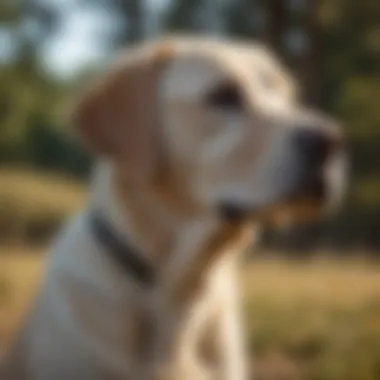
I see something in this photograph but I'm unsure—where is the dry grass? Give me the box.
[243,258,380,307]
[1,169,380,379]
[0,167,85,218]
[2,249,380,379]
[0,249,44,350]
[243,259,380,380]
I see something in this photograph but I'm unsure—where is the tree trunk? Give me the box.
[300,0,321,105]
[265,0,288,56]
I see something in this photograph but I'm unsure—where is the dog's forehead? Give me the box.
[160,37,295,101]
[166,37,275,63]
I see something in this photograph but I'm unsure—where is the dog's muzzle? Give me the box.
[217,124,347,223]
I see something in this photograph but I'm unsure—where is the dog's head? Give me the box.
[72,36,347,226]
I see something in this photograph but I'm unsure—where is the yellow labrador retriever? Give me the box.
[2,36,346,380]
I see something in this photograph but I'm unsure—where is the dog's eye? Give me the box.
[204,82,243,111]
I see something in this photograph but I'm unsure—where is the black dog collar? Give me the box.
[89,211,156,287]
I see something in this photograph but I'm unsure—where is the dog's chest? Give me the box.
[24,212,151,379]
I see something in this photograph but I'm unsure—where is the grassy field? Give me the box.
[2,249,380,380]
[1,168,380,379]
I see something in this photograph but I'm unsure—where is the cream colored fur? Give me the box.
[1,36,345,380]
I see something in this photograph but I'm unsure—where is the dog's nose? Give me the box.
[293,128,343,166]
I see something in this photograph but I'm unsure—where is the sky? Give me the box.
[1,0,307,78]
[42,5,113,77]
[41,0,171,78]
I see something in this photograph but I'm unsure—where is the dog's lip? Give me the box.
[283,176,325,202]
[217,177,326,222]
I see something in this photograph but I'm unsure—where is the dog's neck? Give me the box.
[87,161,258,290]
[88,161,219,266]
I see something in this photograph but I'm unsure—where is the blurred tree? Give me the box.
[318,0,380,249]
[164,0,205,31]
[0,0,91,176]
[224,0,263,38]
[78,0,144,46]
[0,0,60,158]
[0,0,379,248]
[265,0,288,54]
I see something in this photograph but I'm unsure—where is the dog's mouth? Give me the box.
[217,178,325,224]
[281,174,326,205]
[218,151,347,226]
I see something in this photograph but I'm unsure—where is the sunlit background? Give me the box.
[1,1,379,379]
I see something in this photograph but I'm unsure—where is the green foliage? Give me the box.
[224,0,263,38]
[0,0,379,247]
[164,0,208,31]
[0,1,90,176]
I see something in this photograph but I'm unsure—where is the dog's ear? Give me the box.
[71,43,172,180]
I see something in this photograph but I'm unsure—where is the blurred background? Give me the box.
[0,1,379,379]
